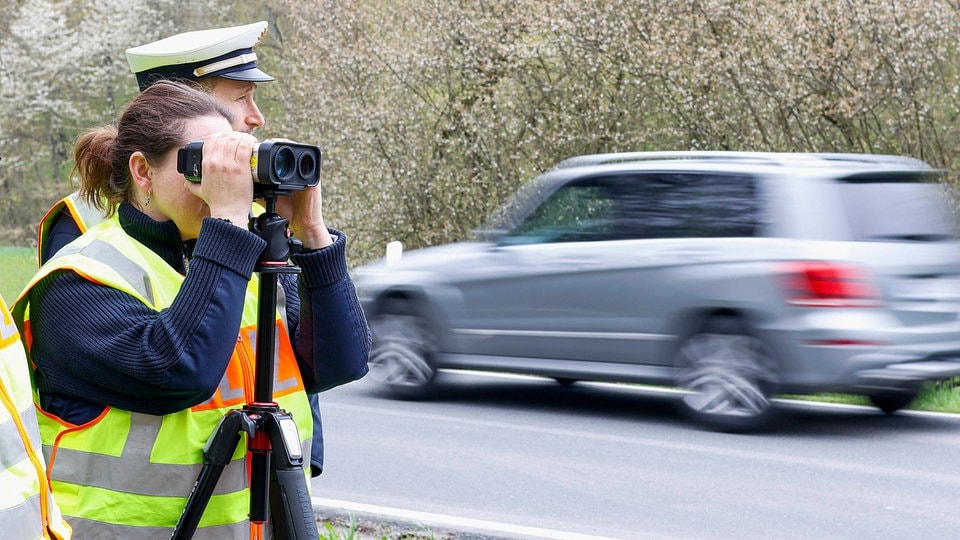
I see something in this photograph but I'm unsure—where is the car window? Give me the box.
[618,173,758,239]
[500,172,759,245]
[836,175,959,241]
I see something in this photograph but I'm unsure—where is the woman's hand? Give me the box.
[186,131,257,228]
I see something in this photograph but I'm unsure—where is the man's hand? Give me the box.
[272,186,332,250]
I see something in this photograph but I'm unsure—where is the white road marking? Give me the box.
[313,497,622,539]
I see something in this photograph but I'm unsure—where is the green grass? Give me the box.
[319,515,443,540]
[786,385,960,414]
[2,244,958,415]
[911,379,960,413]
[0,247,35,303]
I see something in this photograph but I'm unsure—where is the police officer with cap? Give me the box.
[38,21,361,480]
[126,21,274,134]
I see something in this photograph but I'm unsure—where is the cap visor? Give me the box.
[217,67,275,83]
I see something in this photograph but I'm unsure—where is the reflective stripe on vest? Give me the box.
[0,300,72,539]
[60,192,106,233]
[0,494,43,540]
[14,217,311,537]
[51,235,156,305]
[36,192,105,267]
[66,515,247,540]
[0,405,38,462]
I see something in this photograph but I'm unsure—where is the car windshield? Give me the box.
[837,173,960,241]
[475,178,559,239]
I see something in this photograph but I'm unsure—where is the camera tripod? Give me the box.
[172,195,319,540]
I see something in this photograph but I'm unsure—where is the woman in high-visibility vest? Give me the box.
[13,80,369,538]
[37,22,358,481]
[0,294,72,539]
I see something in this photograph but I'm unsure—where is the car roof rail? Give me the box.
[803,152,933,169]
[552,151,933,170]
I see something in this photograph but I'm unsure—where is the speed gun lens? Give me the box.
[274,147,295,179]
[252,140,322,192]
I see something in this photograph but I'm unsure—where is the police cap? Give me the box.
[126,21,275,91]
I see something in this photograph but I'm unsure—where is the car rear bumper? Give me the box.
[767,319,960,393]
[848,357,960,392]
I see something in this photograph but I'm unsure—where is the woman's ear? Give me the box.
[129,151,152,191]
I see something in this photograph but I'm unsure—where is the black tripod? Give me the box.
[172,194,319,539]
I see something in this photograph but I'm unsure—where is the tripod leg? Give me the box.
[264,411,318,539]
[172,410,253,540]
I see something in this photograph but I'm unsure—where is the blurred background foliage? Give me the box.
[2,0,959,265]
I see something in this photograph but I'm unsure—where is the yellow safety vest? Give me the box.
[0,297,72,539]
[37,192,266,266]
[36,192,105,267]
[14,217,312,539]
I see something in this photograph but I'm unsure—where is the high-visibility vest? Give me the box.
[36,192,266,266]
[14,217,312,539]
[36,192,104,267]
[0,298,72,540]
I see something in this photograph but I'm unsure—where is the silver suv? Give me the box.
[353,152,960,431]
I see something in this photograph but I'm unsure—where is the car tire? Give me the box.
[673,316,780,432]
[867,389,919,415]
[368,298,439,399]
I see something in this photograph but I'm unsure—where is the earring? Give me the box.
[144,191,152,207]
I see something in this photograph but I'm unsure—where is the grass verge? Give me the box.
[318,515,453,540]
[0,246,35,302]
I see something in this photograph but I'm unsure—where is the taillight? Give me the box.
[778,261,883,307]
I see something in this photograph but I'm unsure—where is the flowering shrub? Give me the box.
[3,0,959,263]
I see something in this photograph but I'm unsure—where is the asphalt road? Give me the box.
[310,371,960,539]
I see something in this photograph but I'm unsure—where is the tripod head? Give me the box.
[250,192,304,271]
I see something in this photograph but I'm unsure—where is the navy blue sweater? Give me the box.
[27,202,370,429]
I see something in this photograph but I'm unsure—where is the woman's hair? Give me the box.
[73,80,233,216]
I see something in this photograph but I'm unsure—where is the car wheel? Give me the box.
[368,299,439,399]
[868,389,919,415]
[674,316,780,432]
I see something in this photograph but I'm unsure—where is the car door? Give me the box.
[446,170,762,367]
